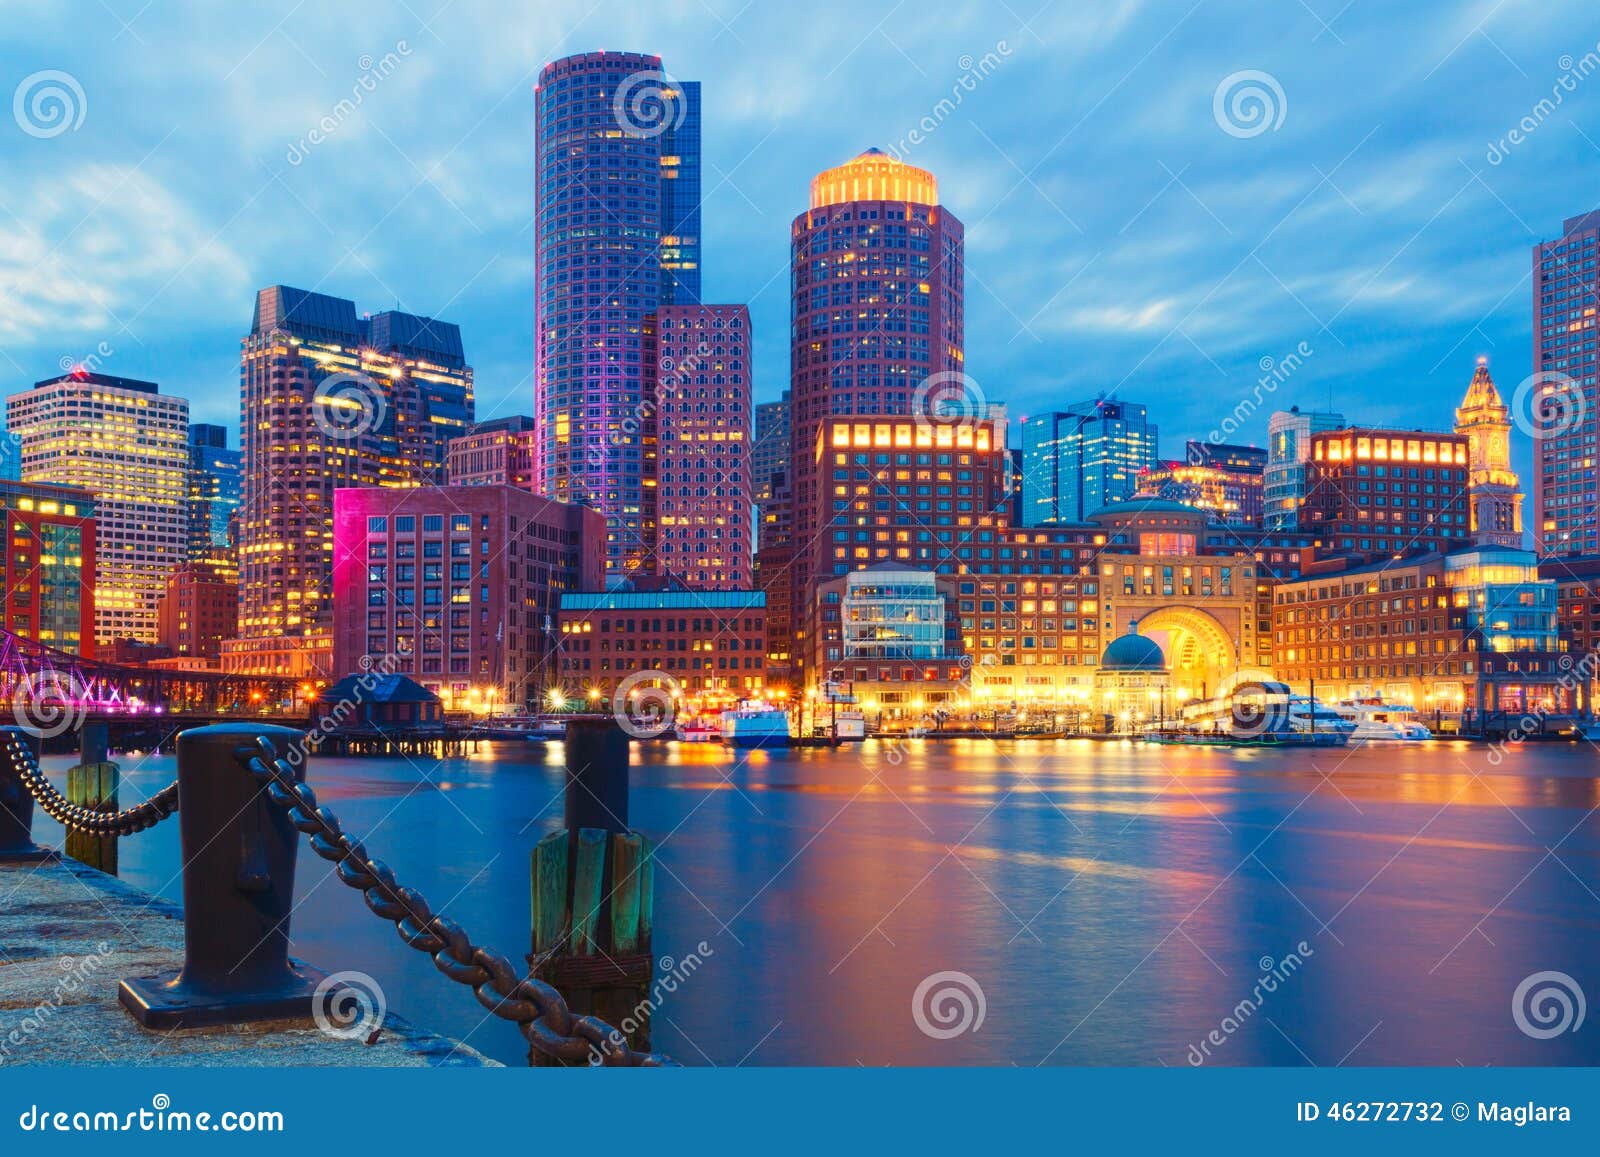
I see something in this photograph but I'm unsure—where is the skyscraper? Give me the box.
[533,52,701,575]
[1532,209,1600,558]
[1455,358,1524,549]
[5,371,188,644]
[1265,406,1345,530]
[1020,400,1158,525]
[188,423,242,583]
[232,285,472,676]
[651,304,753,589]
[788,148,964,668]
[753,390,790,512]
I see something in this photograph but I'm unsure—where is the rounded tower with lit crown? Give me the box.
[1454,357,1525,548]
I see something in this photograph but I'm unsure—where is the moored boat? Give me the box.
[1335,699,1432,741]
[719,701,791,748]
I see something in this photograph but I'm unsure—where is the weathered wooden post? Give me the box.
[528,716,655,1065]
[0,728,53,863]
[65,719,118,873]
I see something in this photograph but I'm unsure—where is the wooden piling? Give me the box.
[64,760,119,873]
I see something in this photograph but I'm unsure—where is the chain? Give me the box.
[1,731,179,836]
[232,735,674,1067]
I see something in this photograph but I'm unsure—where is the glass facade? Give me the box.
[1265,407,1344,529]
[188,423,241,583]
[1446,548,1560,653]
[1021,400,1158,525]
[841,568,948,660]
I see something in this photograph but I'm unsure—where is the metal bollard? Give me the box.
[0,727,54,863]
[118,724,327,1029]
[562,716,630,834]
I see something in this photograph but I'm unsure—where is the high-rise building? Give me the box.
[752,390,790,512]
[1020,399,1158,525]
[0,479,96,656]
[187,423,241,583]
[332,485,604,710]
[650,304,753,589]
[232,285,473,677]
[1454,358,1524,549]
[6,371,188,644]
[447,416,538,489]
[1265,406,1345,530]
[788,149,965,680]
[534,52,700,575]
[1532,209,1600,558]
[157,561,238,663]
[0,422,19,482]
[1301,427,1472,559]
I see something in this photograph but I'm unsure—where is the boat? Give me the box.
[1334,700,1432,742]
[529,718,566,741]
[674,718,722,743]
[1168,681,1350,747]
[1286,695,1358,739]
[719,701,791,748]
[814,710,866,741]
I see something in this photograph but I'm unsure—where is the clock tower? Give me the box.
[1453,358,1524,548]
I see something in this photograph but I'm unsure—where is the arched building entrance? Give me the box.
[1133,606,1240,703]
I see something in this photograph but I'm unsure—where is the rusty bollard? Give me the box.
[118,724,327,1029]
[0,727,54,863]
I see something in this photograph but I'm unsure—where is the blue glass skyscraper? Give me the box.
[660,80,701,305]
[188,423,241,581]
[1021,400,1159,525]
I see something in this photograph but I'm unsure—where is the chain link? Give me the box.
[232,735,674,1067]
[2,731,179,836]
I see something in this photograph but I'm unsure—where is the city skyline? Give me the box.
[6,4,1600,484]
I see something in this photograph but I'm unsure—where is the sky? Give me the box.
[3,0,1600,480]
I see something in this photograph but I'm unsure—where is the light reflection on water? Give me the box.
[36,736,1600,1067]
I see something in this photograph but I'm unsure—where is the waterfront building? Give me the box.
[1020,399,1159,525]
[650,304,753,589]
[0,479,96,656]
[447,416,538,489]
[753,391,790,516]
[788,149,964,687]
[331,485,603,712]
[6,370,188,645]
[187,423,241,584]
[534,52,700,575]
[1264,407,1345,530]
[1532,208,1600,558]
[1542,554,1600,703]
[556,587,767,712]
[1453,358,1525,548]
[1300,427,1472,560]
[232,285,473,677]
[1093,623,1171,734]
[156,562,238,663]
[1136,458,1263,527]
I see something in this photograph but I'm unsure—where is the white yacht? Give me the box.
[1335,701,1432,742]
[720,701,792,748]
[1286,695,1358,738]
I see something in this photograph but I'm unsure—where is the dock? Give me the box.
[0,855,499,1068]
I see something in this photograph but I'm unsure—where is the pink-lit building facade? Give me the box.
[331,485,603,712]
[650,304,753,589]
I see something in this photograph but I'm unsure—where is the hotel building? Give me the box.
[0,479,96,656]
[331,485,603,712]
[650,304,753,589]
[1532,208,1600,558]
[447,416,538,489]
[533,51,700,575]
[1021,399,1159,525]
[6,371,188,644]
[1300,427,1472,560]
[1265,406,1345,529]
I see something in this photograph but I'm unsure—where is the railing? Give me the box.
[0,721,672,1066]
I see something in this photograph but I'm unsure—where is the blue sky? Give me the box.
[4,0,1599,473]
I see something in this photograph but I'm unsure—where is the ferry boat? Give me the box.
[1334,700,1432,741]
[719,702,792,748]
[674,718,722,743]
[816,710,867,742]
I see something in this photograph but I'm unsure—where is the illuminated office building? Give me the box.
[447,416,538,489]
[1301,427,1472,559]
[0,479,96,656]
[1021,399,1158,525]
[1265,406,1345,529]
[187,423,241,583]
[5,370,188,644]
